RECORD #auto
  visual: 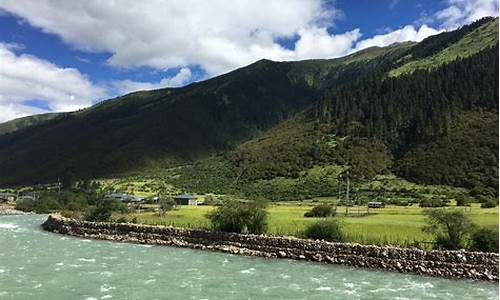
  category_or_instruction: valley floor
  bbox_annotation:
[124,202,499,248]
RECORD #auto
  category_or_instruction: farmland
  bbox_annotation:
[125,201,499,248]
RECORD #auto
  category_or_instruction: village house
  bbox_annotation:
[174,194,198,206]
[105,193,141,203]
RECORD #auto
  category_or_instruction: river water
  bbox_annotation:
[0,215,498,300]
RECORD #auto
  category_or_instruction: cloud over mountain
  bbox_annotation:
[0,0,497,122]
[0,43,106,122]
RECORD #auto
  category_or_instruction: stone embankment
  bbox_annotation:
[0,208,33,215]
[42,214,498,281]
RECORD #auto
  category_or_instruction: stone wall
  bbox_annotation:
[42,214,499,281]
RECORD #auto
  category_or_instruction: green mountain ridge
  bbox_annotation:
[0,17,498,196]
[0,112,66,135]
[390,17,498,76]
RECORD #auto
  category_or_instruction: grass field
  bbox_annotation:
[127,202,498,248]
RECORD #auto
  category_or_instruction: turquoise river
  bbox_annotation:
[0,215,498,299]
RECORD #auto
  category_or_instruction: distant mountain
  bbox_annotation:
[0,17,497,194]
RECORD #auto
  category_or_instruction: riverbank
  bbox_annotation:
[0,206,33,215]
[42,214,499,281]
[128,203,499,247]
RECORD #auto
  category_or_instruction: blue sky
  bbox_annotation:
[0,0,497,122]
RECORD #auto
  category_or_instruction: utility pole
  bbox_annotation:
[345,170,350,216]
[337,181,341,209]
[57,177,61,194]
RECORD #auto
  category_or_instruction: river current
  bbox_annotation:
[0,215,498,299]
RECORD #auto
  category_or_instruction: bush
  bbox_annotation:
[304,204,336,218]
[159,197,176,215]
[304,218,343,242]
[419,197,446,207]
[470,186,496,198]
[470,228,499,252]
[455,195,470,206]
[15,194,62,214]
[480,199,497,208]
[423,209,474,250]
[207,199,268,234]
[15,199,34,212]
[85,199,115,222]
[246,208,268,234]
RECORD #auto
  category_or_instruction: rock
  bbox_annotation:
[395,261,402,270]
[278,251,287,258]
[313,253,322,262]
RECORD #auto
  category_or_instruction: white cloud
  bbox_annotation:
[0,43,106,122]
[0,103,46,124]
[294,28,361,59]
[0,0,345,76]
[0,0,496,122]
[0,0,438,77]
[354,25,442,51]
[111,67,193,95]
[435,0,499,29]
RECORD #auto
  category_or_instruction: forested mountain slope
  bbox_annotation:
[0,17,497,194]
[225,17,499,193]
[0,41,410,185]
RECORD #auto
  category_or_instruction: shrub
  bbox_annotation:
[15,199,34,212]
[15,194,61,214]
[304,204,336,218]
[455,195,470,206]
[159,197,176,215]
[480,199,497,208]
[246,208,268,234]
[207,199,268,234]
[419,197,446,207]
[470,186,496,198]
[422,209,474,250]
[470,228,499,252]
[304,218,343,242]
[85,199,115,222]
[203,195,219,205]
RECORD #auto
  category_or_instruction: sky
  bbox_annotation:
[0,0,498,122]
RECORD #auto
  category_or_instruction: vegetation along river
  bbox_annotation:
[0,215,498,300]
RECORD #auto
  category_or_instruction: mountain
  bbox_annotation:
[0,17,498,195]
[0,41,411,185]
[224,17,498,192]
[0,112,65,135]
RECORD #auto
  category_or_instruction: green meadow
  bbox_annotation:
[127,202,498,248]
